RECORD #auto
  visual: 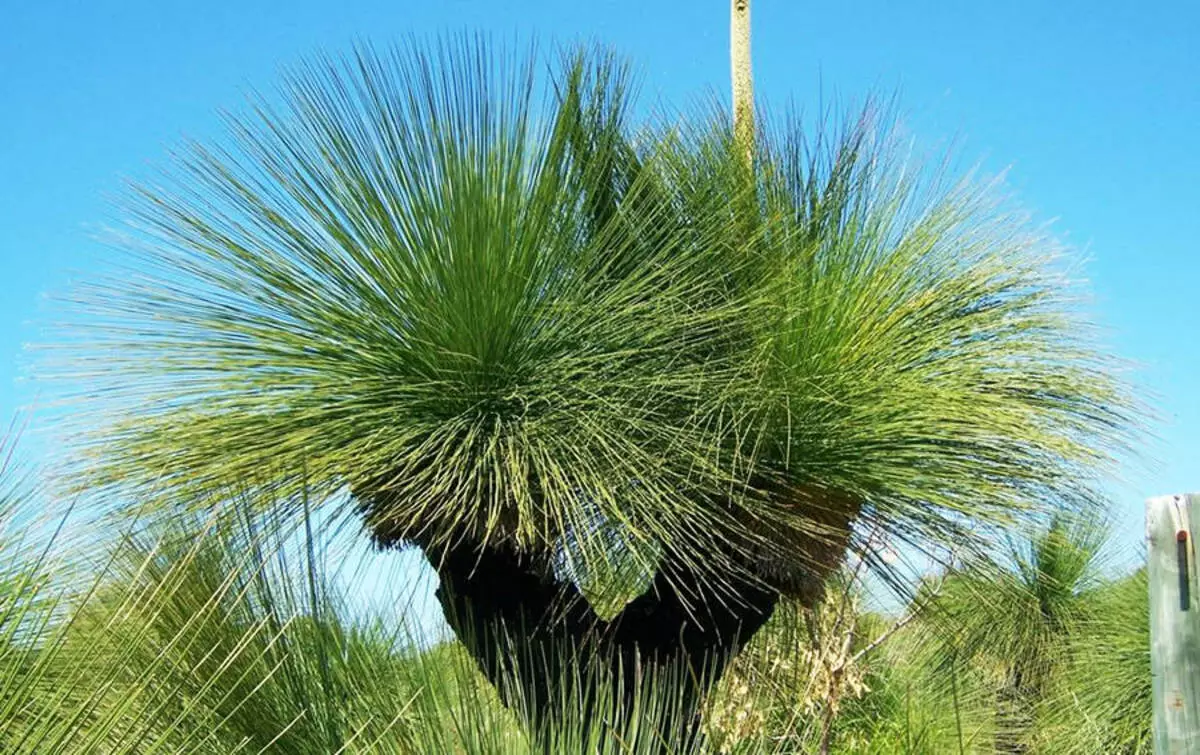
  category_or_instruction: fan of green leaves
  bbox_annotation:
[50,36,1137,591]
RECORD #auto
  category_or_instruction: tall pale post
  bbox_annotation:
[1147,493,1200,753]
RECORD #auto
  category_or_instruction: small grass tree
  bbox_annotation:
[918,516,1110,752]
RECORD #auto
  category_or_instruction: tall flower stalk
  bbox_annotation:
[731,0,755,164]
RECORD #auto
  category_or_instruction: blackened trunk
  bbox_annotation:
[422,539,779,748]
[993,669,1034,755]
[424,541,601,727]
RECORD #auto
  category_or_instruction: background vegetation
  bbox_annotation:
[0,432,1151,753]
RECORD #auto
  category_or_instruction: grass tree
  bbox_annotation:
[50,30,1136,742]
[917,516,1112,752]
[1037,566,1152,754]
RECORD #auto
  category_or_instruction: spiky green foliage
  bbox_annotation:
[1034,567,1152,754]
[50,38,1136,599]
[0,437,134,753]
[0,428,433,753]
[66,509,428,753]
[708,519,1152,754]
[0,443,1156,754]
[910,516,1135,752]
[0,479,769,754]
[927,517,1105,682]
[0,445,219,753]
[56,41,756,581]
[75,504,712,754]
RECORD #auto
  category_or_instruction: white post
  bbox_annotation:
[1147,493,1200,753]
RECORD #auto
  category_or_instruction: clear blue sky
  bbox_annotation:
[2,0,1197,568]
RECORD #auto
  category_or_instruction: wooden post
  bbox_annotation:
[1147,493,1200,753]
